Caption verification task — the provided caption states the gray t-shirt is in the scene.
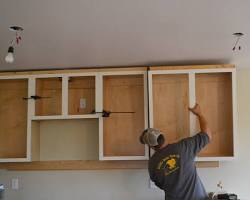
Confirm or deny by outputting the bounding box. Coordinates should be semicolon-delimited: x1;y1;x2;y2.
148;132;210;200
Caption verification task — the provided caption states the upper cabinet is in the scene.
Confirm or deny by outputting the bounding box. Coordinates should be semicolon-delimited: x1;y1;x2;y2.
148;66;236;161
101;73;148;160
0;65;236;164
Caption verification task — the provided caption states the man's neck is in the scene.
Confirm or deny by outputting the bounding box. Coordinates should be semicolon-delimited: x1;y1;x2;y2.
160;143;168;149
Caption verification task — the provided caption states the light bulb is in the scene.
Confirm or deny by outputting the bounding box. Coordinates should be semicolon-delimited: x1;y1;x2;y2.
5;46;14;63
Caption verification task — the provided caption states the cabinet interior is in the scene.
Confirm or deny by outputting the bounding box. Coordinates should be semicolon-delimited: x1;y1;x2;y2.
195;73;234;157
152;74;190;144
0;79;28;158
103;75;146;157
35;77;62;116
68;76;95;115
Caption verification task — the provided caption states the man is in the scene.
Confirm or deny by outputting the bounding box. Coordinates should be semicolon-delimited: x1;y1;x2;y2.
140;104;212;200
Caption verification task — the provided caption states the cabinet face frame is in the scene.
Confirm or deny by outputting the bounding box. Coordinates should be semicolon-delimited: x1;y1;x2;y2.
0;75;30;162
30;73;100;120
148;68;237;161
99;71;149;160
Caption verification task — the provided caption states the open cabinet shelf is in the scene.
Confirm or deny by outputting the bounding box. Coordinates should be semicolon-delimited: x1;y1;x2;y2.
32;119;99;161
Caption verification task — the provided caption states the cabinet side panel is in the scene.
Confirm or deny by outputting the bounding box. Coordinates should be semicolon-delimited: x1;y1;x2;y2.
152;74;190;143
0;79;28;158
196;73;233;157
103;75;145;157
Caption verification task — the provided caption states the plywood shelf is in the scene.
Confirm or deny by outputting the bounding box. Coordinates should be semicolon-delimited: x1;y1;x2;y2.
31;114;99;120
0;161;219;170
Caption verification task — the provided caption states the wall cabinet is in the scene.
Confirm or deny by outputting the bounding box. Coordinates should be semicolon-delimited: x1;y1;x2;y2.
101;73;148;160
0;65;236;166
148;66;236;161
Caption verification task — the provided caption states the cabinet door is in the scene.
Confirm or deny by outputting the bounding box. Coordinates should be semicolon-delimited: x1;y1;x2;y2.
102;74;147;159
151;74;190;143
195;73;234;158
0;79;28;160
35;78;62;116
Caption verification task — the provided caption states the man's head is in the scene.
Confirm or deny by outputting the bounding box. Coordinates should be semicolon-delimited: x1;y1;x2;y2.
139;128;165;150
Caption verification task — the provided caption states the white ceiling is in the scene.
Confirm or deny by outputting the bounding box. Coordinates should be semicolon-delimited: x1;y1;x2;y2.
0;0;249;71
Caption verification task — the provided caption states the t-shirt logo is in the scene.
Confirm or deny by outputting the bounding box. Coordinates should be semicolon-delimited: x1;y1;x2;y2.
157;155;180;176
166;158;176;169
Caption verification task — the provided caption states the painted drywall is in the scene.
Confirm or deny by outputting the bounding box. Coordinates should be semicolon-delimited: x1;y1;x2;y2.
39;119;99;161
0;69;249;200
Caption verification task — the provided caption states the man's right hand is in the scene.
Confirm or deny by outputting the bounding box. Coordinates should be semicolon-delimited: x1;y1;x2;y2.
189;103;212;140
188;103;202;116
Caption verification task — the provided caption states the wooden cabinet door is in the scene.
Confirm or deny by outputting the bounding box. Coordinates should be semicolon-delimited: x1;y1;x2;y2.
0;79;28;160
102;74;148;160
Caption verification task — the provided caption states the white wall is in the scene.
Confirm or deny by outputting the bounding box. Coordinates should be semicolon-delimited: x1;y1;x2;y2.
0;69;250;200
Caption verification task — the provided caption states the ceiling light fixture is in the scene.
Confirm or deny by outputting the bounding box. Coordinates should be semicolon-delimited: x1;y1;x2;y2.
232;32;244;51
5;26;23;63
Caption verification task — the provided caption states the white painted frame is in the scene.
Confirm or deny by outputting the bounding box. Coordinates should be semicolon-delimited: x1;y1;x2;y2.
0;72;101;162
99;71;149;160
148;68;237;161
31;72;100;120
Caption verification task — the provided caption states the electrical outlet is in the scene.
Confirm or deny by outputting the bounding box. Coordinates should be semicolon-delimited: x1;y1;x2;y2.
11;178;19;190
80;98;86;109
